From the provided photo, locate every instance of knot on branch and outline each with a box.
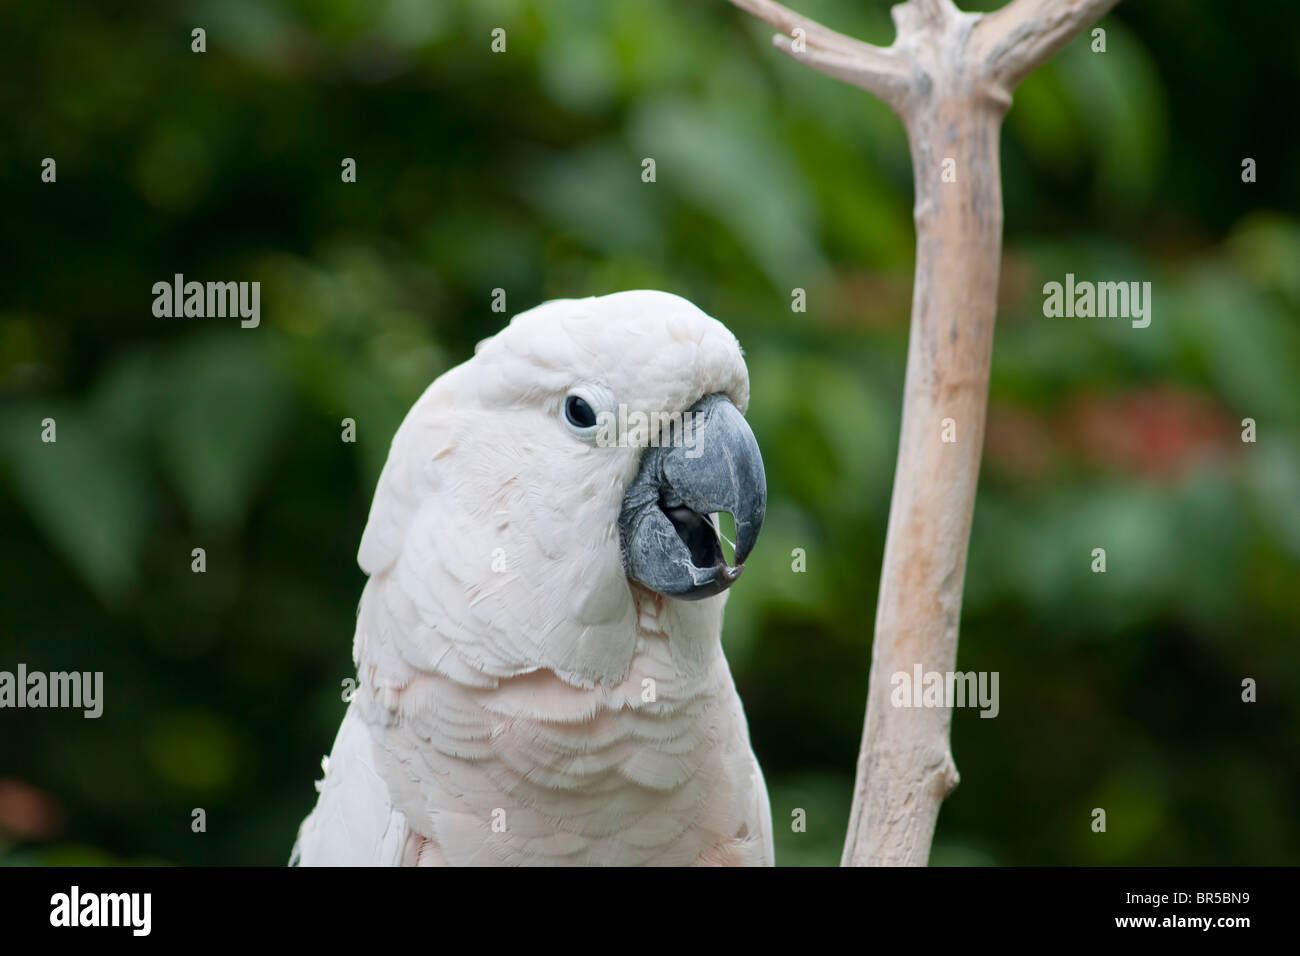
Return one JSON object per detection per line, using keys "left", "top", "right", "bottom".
{"left": 890, "top": 0, "right": 990, "bottom": 109}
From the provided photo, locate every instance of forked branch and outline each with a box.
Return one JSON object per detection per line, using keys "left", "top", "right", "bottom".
{"left": 728, "top": 0, "right": 1121, "bottom": 112}
{"left": 725, "top": 0, "right": 1122, "bottom": 867}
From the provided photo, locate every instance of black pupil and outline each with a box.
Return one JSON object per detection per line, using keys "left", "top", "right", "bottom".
{"left": 566, "top": 396, "right": 597, "bottom": 429}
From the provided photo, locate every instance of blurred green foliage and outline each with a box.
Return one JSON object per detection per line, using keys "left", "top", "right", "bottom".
{"left": 1, "top": 0, "right": 1297, "bottom": 865}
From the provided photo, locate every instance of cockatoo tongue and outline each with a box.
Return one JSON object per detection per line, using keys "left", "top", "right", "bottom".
{"left": 660, "top": 501, "right": 727, "bottom": 570}
{"left": 619, "top": 393, "right": 766, "bottom": 600}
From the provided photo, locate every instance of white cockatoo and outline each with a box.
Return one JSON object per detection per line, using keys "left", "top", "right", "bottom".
{"left": 292, "top": 290, "right": 772, "bottom": 866}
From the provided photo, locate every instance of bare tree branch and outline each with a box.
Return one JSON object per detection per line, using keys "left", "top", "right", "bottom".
{"left": 726, "top": 0, "right": 1123, "bottom": 867}
{"left": 727, "top": 0, "right": 910, "bottom": 108}
{"left": 769, "top": 35, "right": 911, "bottom": 106}
{"left": 974, "top": 0, "right": 1122, "bottom": 92}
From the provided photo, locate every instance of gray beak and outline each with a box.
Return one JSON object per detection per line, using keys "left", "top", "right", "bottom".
{"left": 619, "top": 393, "right": 766, "bottom": 600}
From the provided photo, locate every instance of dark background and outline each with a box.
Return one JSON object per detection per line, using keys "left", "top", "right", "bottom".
{"left": 1, "top": 0, "right": 1297, "bottom": 865}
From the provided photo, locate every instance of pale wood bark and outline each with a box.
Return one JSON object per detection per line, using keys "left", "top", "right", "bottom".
{"left": 727, "top": 0, "right": 1120, "bottom": 866}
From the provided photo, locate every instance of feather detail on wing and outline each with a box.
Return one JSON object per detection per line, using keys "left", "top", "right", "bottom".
{"left": 291, "top": 702, "right": 411, "bottom": 866}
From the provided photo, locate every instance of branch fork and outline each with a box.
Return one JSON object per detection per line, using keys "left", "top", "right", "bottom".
{"left": 727, "top": 0, "right": 1121, "bottom": 866}
{"left": 732, "top": 0, "right": 1117, "bottom": 111}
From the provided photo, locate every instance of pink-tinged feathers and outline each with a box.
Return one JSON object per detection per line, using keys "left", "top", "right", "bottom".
{"left": 294, "top": 291, "right": 773, "bottom": 866}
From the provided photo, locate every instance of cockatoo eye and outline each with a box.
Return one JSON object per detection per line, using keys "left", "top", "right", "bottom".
{"left": 565, "top": 395, "right": 597, "bottom": 429}
{"left": 561, "top": 384, "right": 616, "bottom": 441}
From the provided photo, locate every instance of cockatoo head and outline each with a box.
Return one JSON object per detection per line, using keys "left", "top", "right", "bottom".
{"left": 359, "top": 290, "right": 766, "bottom": 686}
{"left": 475, "top": 289, "right": 765, "bottom": 594}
